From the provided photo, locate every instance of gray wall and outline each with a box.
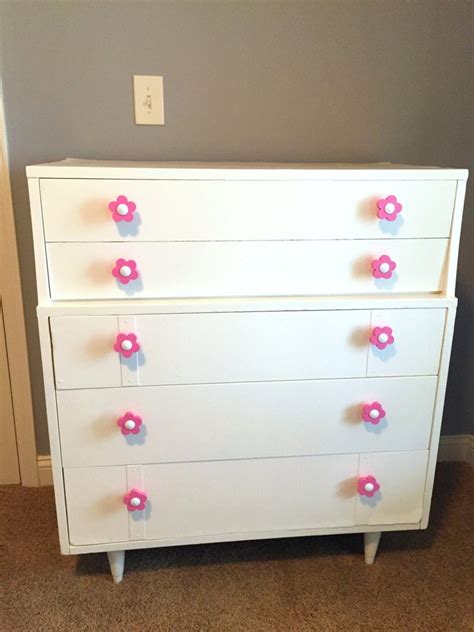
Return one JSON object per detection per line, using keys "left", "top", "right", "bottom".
{"left": 1, "top": 0, "right": 472, "bottom": 454}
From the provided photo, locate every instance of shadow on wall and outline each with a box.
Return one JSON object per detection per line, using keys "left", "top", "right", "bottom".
{"left": 443, "top": 278, "right": 474, "bottom": 435}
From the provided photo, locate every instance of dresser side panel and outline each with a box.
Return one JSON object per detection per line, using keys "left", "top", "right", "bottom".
{"left": 421, "top": 303, "right": 457, "bottom": 528}
{"left": 37, "top": 315, "right": 70, "bottom": 552}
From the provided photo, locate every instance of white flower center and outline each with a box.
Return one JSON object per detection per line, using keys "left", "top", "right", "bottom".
{"left": 378, "top": 333, "right": 389, "bottom": 344}
{"left": 119, "top": 265, "right": 132, "bottom": 277}
{"left": 117, "top": 203, "right": 129, "bottom": 216}
{"left": 124, "top": 419, "right": 136, "bottom": 430}
{"left": 369, "top": 409, "right": 379, "bottom": 419}
{"left": 130, "top": 497, "right": 140, "bottom": 507}
{"left": 121, "top": 340, "right": 133, "bottom": 351}
{"left": 384, "top": 202, "right": 396, "bottom": 214}
{"left": 379, "top": 262, "right": 390, "bottom": 274}
{"left": 364, "top": 482, "right": 375, "bottom": 493}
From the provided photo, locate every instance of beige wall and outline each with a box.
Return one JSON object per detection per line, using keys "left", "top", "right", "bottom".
{"left": 1, "top": 0, "right": 472, "bottom": 453}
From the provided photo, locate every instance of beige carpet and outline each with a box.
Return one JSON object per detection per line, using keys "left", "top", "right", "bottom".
{"left": 1, "top": 462, "right": 473, "bottom": 632}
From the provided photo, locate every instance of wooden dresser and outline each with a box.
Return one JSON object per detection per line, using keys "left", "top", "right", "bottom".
{"left": 27, "top": 160, "right": 468, "bottom": 582}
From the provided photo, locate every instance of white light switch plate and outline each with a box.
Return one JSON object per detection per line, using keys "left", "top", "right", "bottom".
{"left": 133, "top": 75, "right": 164, "bottom": 125}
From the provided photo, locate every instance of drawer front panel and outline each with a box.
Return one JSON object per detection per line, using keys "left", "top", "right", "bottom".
{"left": 46, "top": 239, "right": 448, "bottom": 300}
{"left": 51, "top": 311, "right": 370, "bottom": 389}
{"left": 50, "top": 309, "right": 446, "bottom": 390}
{"left": 367, "top": 308, "right": 446, "bottom": 377}
{"left": 41, "top": 178, "right": 456, "bottom": 242}
{"left": 64, "top": 455, "right": 358, "bottom": 545}
{"left": 64, "top": 451, "right": 428, "bottom": 546}
{"left": 58, "top": 377, "right": 437, "bottom": 468}
{"left": 356, "top": 451, "right": 429, "bottom": 525}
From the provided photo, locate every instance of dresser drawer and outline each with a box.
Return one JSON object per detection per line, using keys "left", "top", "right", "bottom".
{"left": 50, "top": 309, "right": 446, "bottom": 390}
{"left": 40, "top": 178, "right": 456, "bottom": 242}
{"left": 46, "top": 239, "right": 448, "bottom": 300}
{"left": 58, "top": 377, "right": 437, "bottom": 467}
{"left": 64, "top": 451, "right": 429, "bottom": 546}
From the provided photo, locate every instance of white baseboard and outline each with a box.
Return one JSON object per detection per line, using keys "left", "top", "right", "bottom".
{"left": 437, "top": 434, "right": 474, "bottom": 466}
{"left": 37, "top": 455, "right": 53, "bottom": 486}
{"left": 35, "top": 434, "right": 474, "bottom": 487}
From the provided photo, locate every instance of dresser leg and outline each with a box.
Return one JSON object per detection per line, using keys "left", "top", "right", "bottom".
{"left": 107, "top": 550, "right": 126, "bottom": 583}
{"left": 364, "top": 531, "right": 382, "bottom": 565}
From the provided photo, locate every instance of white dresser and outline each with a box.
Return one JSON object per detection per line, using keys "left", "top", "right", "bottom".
{"left": 27, "top": 160, "right": 468, "bottom": 583}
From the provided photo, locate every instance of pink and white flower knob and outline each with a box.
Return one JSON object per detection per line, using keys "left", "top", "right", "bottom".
{"left": 372, "top": 255, "right": 396, "bottom": 279}
{"left": 376, "top": 195, "right": 402, "bottom": 221}
{"left": 123, "top": 488, "right": 147, "bottom": 512}
{"left": 358, "top": 475, "right": 380, "bottom": 498}
{"left": 370, "top": 326, "right": 394, "bottom": 350}
{"left": 114, "top": 333, "right": 140, "bottom": 358}
{"left": 108, "top": 195, "right": 137, "bottom": 223}
{"left": 362, "top": 402, "right": 386, "bottom": 425}
{"left": 117, "top": 412, "right": 143, "bottom": 435}
{"left": 112, "top": 258, "right": 139, "bottom": 284}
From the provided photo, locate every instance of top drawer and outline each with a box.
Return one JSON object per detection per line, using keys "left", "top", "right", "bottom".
{"left": 40, "top": 178, "right": 456, "bottom": 241}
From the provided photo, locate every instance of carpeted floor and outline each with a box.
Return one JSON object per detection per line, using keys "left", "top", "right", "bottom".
{"left": 1, "top": 462, "right": 473, "bottom": 632}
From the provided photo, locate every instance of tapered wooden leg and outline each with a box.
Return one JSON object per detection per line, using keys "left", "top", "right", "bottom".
{"left": 364, "top": 532, "right": 382, "bottom": 565}
{"left": 107, "top": 550, "right": 125, "bottom": 583}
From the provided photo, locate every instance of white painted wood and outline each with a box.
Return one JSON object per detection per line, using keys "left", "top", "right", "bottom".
{"left": 367, "top": 308, "right": 446, "bottom": 377}
{"left": 356, "top": 451, "right": 429, "bottom": 525}
{"left": 126, "top": 465, "right": 146, "bottom": 541}
{"left": 37, "top": 294, "right": 458, "bottom": 317}
{"left": 70, "top": 521, "right": 420, "bottom": 555}
{"left": 64, "top": 466, "right": 129, "bottom": 546}
{"left": 58, "top": 376, "right": 437, "bottom": 467}
{"left": 445, "top": 180, "right": 467, "bottom": 296}
{"left": 64, "top": 455, "right": 358, "bottom": 546}
{"left": 26, "top": 159, "right": 469, "bottom": 181}
{"left": 50, "top": 310, "right": 370, "bottom": 389}
{"left": 25, "top": 161, "right": 468, "bottom": 567}
{"left": 364, "top": 531, "right": 382, "bottom": 564}
{"left": 64, "top": 449, "right": 431, "bottom": 547}
{"left": 46, "top": 239, "right": 449, "bottom": 300}
{"left": 40, "top": 178, "right": 456, "bottom": 242}
{"left": 421, "top": 304, "right": 458, "bottom": 528}
{"left": 0, "top": 303, "right": 20, "bottom": 483}
{"left": 28, "top": 178, "right": 51, "bottom": 305}
{"left": 136, "top": 310, "right": 371, "bottom": 385}
{"left": 50, "top": 315, "right": 121, "bottom": 389}
{"left": 142, "top": 456, "right": 358, "bottom": 540}
{"left": 36, "top": 315, "right": 70, "bottom": 553}
{"left": 39, "top": 434, "right": 471, "bottom": 489}
{"left": 118, "top": 315, "right": 139, "bottom": 387}
{"left": 107, "top": 550, "right": 125, "bottom": 583}
{"left": 50, "top": 308, "right": 447, "bottom": 391}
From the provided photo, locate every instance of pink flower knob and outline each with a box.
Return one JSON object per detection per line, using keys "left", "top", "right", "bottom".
{"left": 377, "top": 195, "right": 402, "bottom": 221}
{"left": 123, "top": 488, "right": 147, "bottom": 512}
{"left": 362, "top": 402, "right": 386, "bottom": 425}
{"left": 117, "top": 412, "right": 143, "bottom": 435}
{"left": 112, "top": 258, "right": 139, "bottom": 285}
{"left": 358, "top": 475, "right": 380, "bottom": 497}
{"left": 372, "top": 255, "right": 396, "bottom": 279}
{"left": 370, "top": 326, "right": 394, "bottom": 350}
{"left": 108, "top": 195, "right": 137, "bottom": 223}
{"left": 114, "top": 333, "right": 140, "bottom": 358}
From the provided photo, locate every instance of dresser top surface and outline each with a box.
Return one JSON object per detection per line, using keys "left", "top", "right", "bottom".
{"left": 26, "top": 159, "right": 468, "bottom": 180}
